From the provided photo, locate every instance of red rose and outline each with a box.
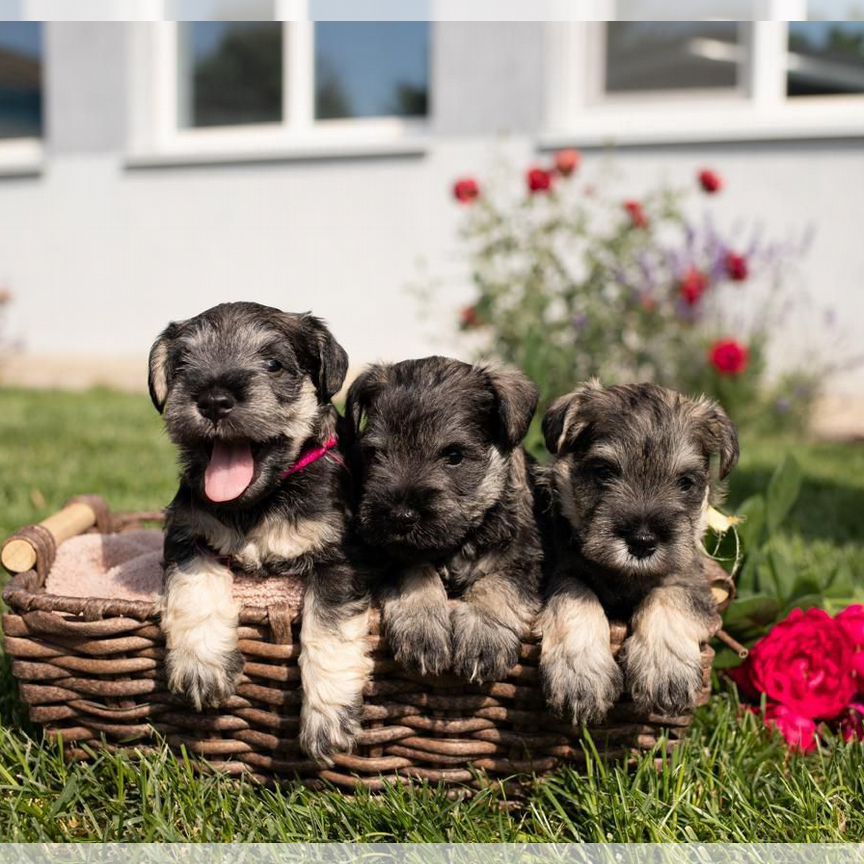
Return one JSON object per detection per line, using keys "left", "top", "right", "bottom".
{"left": 764, "top": 703, "right": 819, "bottom": 753}
{"left": 725, "top": 252, "right": 748, "bottom": 281}
{"left": 698, "top": 169, "right": 723, "bottom": 194}
{"left": 680, "top": 269, "right": 708, "bottom": 306}
{"left": 727, "top": 661, "right": 761, "bottom": 703}
{"left": 709, "top": 339, "right": 749, "bottom": 376}
{"left": 836, "top": 605, "right": 864, "bottom": 687}
{"left": 453, "top": 178, "right": 480, "bottom": 204}
{"left": 555, "top": 149, "right": 581, "bottom": 177}
{"left": 459, "top": 305, "right": 482, "bottom": 329}
{"left": 749, "top": 608, "right": 858, "bottom": 720}
{"left": 527, "top": 167, "right": 554, "bottom": 194}
{"left": 624, "top": 200, "right": 648, "bottom": 229}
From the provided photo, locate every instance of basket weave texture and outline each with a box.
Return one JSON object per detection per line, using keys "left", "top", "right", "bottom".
{"left": 2, "top": 497, "right": 734, "bottom": 791}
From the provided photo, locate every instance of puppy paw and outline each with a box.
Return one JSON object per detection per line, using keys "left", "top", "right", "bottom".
{"left": 450, "top": 603, "right": 521, "bottom": 683}
{"left": 623, "top": 634, "right": 703, "bottom": 716}
{"left": 385, "top": 603, "right": 452, "bottom": 677}
{"left": 166, "top": 647, "right": 244, "bottom": 710}
{"left": 299, "top": 702, "right": 361, "bottom": 766}
{"left": 542, "top": 646, "right": 623, "bottom": 726}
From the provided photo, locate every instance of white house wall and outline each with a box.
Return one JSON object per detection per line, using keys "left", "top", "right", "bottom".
{"left": 0, "top": 21, "right": 861, "bottom": 401}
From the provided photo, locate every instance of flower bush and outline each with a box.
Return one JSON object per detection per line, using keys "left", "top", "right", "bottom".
{"left": 446, "top": 151, "right": 834, "bottom": 431}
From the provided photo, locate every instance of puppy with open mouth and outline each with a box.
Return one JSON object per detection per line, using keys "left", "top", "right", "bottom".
{"left": 539, "top": 380, "right": 738, "bottom": 722}
{"left": 148, "top": 301, "right": 371, "bottom": 763}
{"left": 345, "top": 356, "right": 542, "bottom": 684}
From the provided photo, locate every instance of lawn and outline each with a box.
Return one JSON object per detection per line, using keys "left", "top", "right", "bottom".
{"left": 0, "top": 387, "right": 863, "bottom": 842}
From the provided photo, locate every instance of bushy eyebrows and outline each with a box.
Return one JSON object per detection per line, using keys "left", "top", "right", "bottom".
{"left": 582, "top": 443, "right": 621, "bottom": 464}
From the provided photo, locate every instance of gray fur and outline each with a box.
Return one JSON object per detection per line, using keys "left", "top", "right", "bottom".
{"left": 346, "top": 356, "right": 543, "bottom": 683}
{"left": 539, "top": 381, "right": 737, "bottom": 720}
{"left": 150, "top": 301, "right": 369, "bottom": 764}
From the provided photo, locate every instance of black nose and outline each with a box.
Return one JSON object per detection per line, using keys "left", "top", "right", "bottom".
{"left": 389, "top": 505, "right": 420, "bottom": 531}
{"left": 197, "top": 388, "right": 235, "bottom": 423}
{"left": 624, "top": 525, "right": 659, "bottom": 559}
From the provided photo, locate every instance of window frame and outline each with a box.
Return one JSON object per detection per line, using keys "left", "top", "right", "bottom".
{"left": 129, "top": 20, "right": 430, "bottom": 164}
{"left": 543, "top": 18, "right": 864, "bottom": 146}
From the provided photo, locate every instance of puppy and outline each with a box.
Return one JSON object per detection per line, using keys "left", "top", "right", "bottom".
{"left": 345, "top": 356, "right": 542, "bottom": 684}
{"left": 148, "top": 301, "right": 371, "bottom": 763}
{"left": 539, "top": 381, "right": 738, "bottom": 722}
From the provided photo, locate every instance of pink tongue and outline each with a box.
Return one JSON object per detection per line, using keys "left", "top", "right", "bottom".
{"left": 204, "top": 441, "right": 255, "bottom": 503}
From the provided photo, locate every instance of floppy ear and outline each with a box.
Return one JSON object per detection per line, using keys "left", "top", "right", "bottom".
{"left": 345, "top": 364, "right": 390, "bottom": 435}
{"left": 483, "top": 366, "right": 539, "bottom": 449}
{"left": 298, "top": 315, "right": 349, "bottom": 403}
{"left": 147, "top": 322, "right": 181, "bottom": 413}
{"left": 694, "top": 397, "right": 739, "bottom": 479}
{"left": 542, "top": 379, "right": 601, "bottom": 455}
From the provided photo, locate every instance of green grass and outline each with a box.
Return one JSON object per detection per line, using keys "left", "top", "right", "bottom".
{"left": 0, "top": 387, "right": 863, "bottom": 842}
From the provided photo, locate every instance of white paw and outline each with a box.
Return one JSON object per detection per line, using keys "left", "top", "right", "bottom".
{"left": 623, "top": 632, "right": 703, "bottom": 715}
{"left": 542, "top": 643, "right": 623, "bottom": 725}
{"left": 299, "top": 703, "right": 361, "bottom": 766}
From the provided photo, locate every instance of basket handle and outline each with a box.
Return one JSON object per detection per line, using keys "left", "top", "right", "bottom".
{"left": 2, "top": 499, "right": 102, "bottom": 575}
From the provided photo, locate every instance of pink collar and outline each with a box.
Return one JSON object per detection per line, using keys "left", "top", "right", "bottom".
{"left": 280, "top": 436, "right": 342, "bottom": 480}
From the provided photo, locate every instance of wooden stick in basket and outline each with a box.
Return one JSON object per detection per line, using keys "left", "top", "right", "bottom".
{"left": 1, "top": 500, "right": 98, "bottom": 574}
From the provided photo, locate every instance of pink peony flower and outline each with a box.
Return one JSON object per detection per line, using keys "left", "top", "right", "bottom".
{"left": 748, "top": 608, "right": 858, "bottom": 720}
{"left": 764, "top": 703, "right": 819, "bottom": 753}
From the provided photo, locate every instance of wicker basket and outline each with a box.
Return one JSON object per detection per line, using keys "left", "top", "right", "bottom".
{"left": 1, "top": 496, "right": 738, "bottom": 792}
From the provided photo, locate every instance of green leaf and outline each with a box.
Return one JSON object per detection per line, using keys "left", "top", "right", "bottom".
{"left": 788, "top": 575, "right": 822, "bottom": 601}
{"left": 766, "top": 455, "right": 802, "bottom": 534}
{"left": 824, "top": 596, "right": 857, "bottom": 615}
{"left": 712, "top": 646, "right": 745, "bottom": 671}
{"left": 736, "top": 495, "right": 767, "bottom": 552}
{"left": 723, "top": 594, "right": 782, "bottom": 632}
{"left": 765, "top": 544, "right": 797, "bottom": 601}
{"left": 736, "top": 551, "right": 761, "bottom": 595}
{"left": 825, "top": 562, "right": 855, "bottom": 598}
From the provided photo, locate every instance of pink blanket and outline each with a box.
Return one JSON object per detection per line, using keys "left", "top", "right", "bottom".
{"left": 45, "top": 531, "right": 305, "bottom": 608}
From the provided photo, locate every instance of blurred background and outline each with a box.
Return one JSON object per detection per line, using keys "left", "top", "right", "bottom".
{"left": 0, "top": 5, "right": 862, "bottom": 438}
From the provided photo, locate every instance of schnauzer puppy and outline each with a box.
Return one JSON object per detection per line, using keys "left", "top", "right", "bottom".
{"left": 538, "top": 381, "right": 738, "bottom": 721}
{"left": 148, "top": 301, "right": 371, "bottom": 763}
{"left": 345, "top": 356, "right": 542, "bottom": 684}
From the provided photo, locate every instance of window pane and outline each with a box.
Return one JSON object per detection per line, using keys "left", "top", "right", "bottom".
{"left": 314, "top": 23, "right": 429, "bottom": 120}
{"left": 605, "top": 22, "right": 743, "bottom": 94}
{"left": 179, "top": 22, "right": 282, "bottom": 128}
{"left": 0, "top": 23, "right": 42, "bottom": 139}
{"left": 787, "top": 22, "right": 864, "bottom": 97}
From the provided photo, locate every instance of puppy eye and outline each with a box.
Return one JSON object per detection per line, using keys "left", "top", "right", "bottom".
{"left": 678, "top": 475, "right": 697, "bottom": 492}
{"left": 589, "top": 462, "right": 618, "bottom": 484}
{"left": 265, "top": 358, "right": 283, "bottom": 373}
{"left": 443, "top": 447, "right": 464, "bottom": 467}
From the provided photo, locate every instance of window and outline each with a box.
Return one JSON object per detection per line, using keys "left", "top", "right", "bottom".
{"left": 0, "top": 22, "right": 42, "bottom": 140}
{"left": 787, "top": 22, "right": 864, "bottom": 97}
{"left": 314, "top": 23, "right": 429, "bottom": 120}
{"left": 179, "top": 22, "right": 282, "bottom": 128}
{"left": 604, "top": 22, "right": 745, "bottom": 95}
{"left": 544, "top": 17, "right": 864, "bottom": 145}
{"left": 158, "top": 20, "right": 430, "bottom": 156}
